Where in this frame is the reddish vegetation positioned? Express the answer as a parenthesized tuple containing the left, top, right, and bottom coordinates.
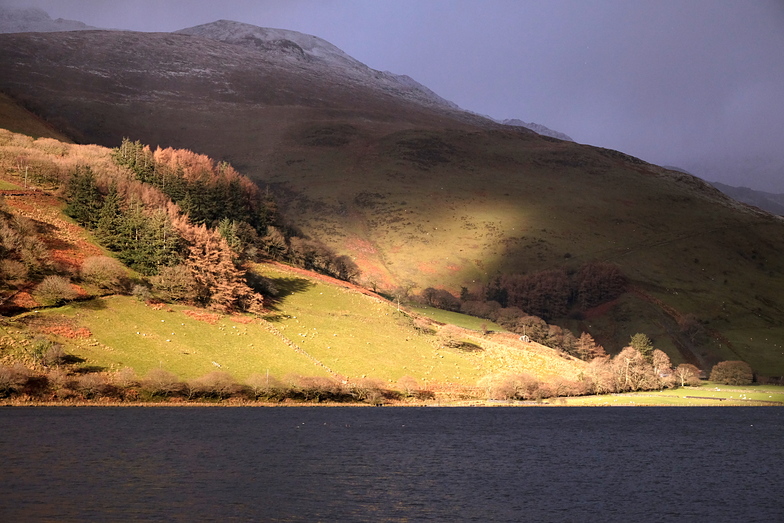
(182, 309, 222, 324)
(3, 191, 103, 271)
(417, 262, 439, 275)
(230, 315, 254, 324)
(41, 324, 91, 339)
(8, 291, 37, 309)
(343, 236, 394, 288)
(146, 301, 172, 311)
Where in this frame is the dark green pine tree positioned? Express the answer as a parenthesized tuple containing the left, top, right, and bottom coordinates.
(143, 208, 183, 270)
(95, 183, 125, 251)
(114, 201, 149, 273)
(64, 166, 102, 229)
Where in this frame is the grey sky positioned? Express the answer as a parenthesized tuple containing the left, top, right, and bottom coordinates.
(3, 0, 784, 191)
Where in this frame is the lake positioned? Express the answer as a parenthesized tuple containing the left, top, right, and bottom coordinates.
(1, 406, 782, 522)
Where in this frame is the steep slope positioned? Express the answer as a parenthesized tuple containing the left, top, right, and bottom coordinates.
(0, 92, 72, 142)
(1, 25, 783, 375)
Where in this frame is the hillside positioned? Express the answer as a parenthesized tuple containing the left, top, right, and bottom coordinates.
(0, 128, 588, 402)
(1, 24, 783, 377)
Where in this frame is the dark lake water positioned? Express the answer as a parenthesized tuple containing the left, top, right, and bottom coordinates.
(1, 406, 782, 522)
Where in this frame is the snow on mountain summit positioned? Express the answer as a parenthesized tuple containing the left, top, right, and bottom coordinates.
(175, 20, 459, 111)
(500, 119, 573, 141)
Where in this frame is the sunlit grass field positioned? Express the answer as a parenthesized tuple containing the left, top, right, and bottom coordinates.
(559, 383, 784, 406)
(28, 264, 582, 387)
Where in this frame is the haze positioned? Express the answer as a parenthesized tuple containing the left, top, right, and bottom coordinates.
(3, 0, 783, 192)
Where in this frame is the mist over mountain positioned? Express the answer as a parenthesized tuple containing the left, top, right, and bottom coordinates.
(0, 5, 96, 33)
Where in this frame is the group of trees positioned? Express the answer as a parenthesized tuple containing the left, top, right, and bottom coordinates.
(481, 263, 627, 321)
(421, 262, 627, 323)
(52, 140, 361, 311)
(414, 262, 628, 360)
(64, 166, 261, 312)
(111, 139, 359, 282)
(483, 343, 706, 401)
(417, 286, 606, 361)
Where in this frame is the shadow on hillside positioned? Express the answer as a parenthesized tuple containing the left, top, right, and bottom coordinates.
(455, 342, 484, 353)
(77, 298, 108, 310)
(263, 277, 315, 311)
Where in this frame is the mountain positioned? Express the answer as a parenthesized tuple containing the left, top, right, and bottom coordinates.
(710, 182, 784, 216)
(1, 21, 783, 376)
(0, 6, 96, 33)
(499, 118, 573, 141)
(175, 20, 461, 112)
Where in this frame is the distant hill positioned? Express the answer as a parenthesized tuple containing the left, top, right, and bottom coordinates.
(499, 118, 573, 141)
(710, 182, 784, 216)
(0, 6, 97, 33)
(1, 20, 784, 377)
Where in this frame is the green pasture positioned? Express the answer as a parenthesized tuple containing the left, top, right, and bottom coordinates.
(29, 264, 571, 387)
(50, 296, 330, 381)
(559, 383, 784, 406)
(264, 128, 784, 376)
(255, 265, 493, 386)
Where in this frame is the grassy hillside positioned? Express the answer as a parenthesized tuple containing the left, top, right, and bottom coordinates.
(1, 26, 783, 376)
(264, 126, 784, 374)
(0, 20, 784, 376)
(0, 128, 583, 391)
(3, 262, 584, 390)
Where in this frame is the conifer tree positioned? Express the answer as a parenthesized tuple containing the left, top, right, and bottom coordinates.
(64, 166, 102, 228)
(95, 183, 124, 251)
(180, 223, 261, 312)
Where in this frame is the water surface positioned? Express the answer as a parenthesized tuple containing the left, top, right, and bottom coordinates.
(1, 407, 782, 521)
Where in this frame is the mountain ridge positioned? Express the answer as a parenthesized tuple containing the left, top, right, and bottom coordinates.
(499, 118, 573, 141)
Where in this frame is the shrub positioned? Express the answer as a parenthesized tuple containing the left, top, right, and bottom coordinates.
(246, 373, 285, 400)
(0, 259, 27, 284)
(33, 275, 78, 306)
(294, 376, 346, 402)
(151, 264, 198, 303)
(0, 364, 30, 397)
(112, 367, 138, 388)
(140, 368, 183, 397)
(131, 284, 152, 301)
(710, 361, 753, 385)
(396, 375, 419, 396)
(437, 324, 464, 349)
(80, 256, 128, 292)
(77, 373, 110, 399)
(186, 371, 240, 400)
